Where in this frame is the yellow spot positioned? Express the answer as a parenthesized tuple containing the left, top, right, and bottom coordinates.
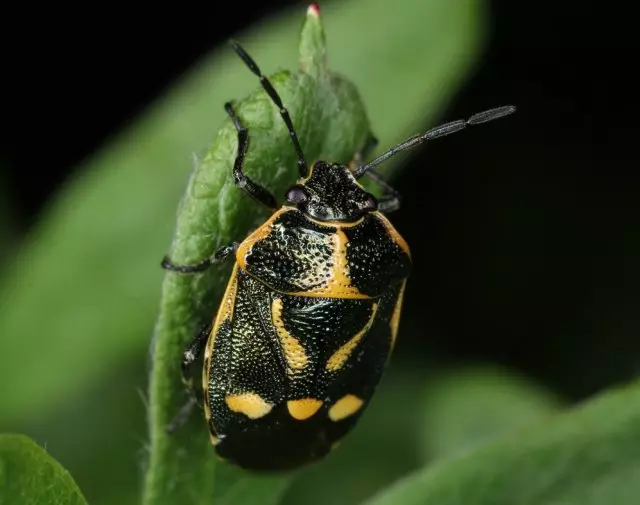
(225, 393, 273, 419)
(326, 303, 378, 371)
(329, 394, 364, 421)
(373, 211, 411, 258)
(272, 298, 308, 375)
(287, 398, 323, 420)
(390, 280, 407, 352)
(293, 229, 370, 299)
(209, 433, 220, 446)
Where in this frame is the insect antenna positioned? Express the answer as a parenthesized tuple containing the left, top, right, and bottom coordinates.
(354, 105, 516, 179)
(229, 39, 309, 178)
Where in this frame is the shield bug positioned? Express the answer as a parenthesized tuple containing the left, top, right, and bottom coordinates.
(161, 37, 516, 471)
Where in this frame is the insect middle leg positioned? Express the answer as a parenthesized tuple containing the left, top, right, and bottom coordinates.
(352, 135, 402, 213)
(366, 170, 401, 213)
(161, 242, 238, 273)
(166, 322, 212, 434)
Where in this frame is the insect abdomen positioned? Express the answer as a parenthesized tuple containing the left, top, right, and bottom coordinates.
(204, 267, 404, 471)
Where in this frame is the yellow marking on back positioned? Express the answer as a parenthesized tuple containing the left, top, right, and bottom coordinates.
(292, 228, 371, 299)
(272, 298, 308, 375)
(225, 392, 273, 419)
(305, 214, 365, 228)
(390, 280, 407, 352)
(287, 398, 323, 420)
(203, 264, 239, 407)
(328, 394, 364, 421)
(236, 207, 291, 270)
(373, 211, 411, 258)
(326, 302, 379, 371)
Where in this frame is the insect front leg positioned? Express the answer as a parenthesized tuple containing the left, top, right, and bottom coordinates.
(161, 242, 238, 273)
(166, 323, 212, 434)
(225, 101, 279, 210)
(351, 134, 402, 213)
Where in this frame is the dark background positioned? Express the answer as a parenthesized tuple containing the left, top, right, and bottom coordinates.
(2, 1, 635, 401)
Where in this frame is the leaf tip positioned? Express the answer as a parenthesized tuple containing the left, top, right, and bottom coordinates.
(307, 3, 320, 17)
(299, 2, 327, 78)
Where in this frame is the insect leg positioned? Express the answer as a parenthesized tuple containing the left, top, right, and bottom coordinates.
(350, 134, 379, 168)
(166, 323, 212, 434)
(161, 242, 238, 273)
(224, 102, 279, 210)
(166, 396, 198, 435)
(351, 134, 402, 213)
(180, 323, 212, 388)
(229, 40, 308, 178)
(366, 169, 402, 213)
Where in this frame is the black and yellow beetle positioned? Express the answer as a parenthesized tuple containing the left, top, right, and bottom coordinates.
(161, 39, 516, 471)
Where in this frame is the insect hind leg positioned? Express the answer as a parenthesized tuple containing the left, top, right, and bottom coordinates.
(166, 323, 212, 434)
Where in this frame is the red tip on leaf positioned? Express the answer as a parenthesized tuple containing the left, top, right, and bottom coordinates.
(308, 3, 320, 16)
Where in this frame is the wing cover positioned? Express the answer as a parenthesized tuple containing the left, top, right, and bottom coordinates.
(206, 268, 404, 470)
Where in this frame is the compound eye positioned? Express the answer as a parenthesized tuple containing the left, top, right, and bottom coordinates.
(285, 185, 309, 203)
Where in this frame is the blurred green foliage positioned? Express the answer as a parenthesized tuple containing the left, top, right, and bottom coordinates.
(1, 0, 638, 504)
(0, 434, 87, 505)
(367, 380, 640, 505)
(0, 172, 15, 266)
(418, 365, 564, 461)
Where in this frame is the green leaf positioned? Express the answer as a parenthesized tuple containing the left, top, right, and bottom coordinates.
(419, 365, 563, 461)
(365, 380, 640, 505)
(0, 433, 88, 505)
